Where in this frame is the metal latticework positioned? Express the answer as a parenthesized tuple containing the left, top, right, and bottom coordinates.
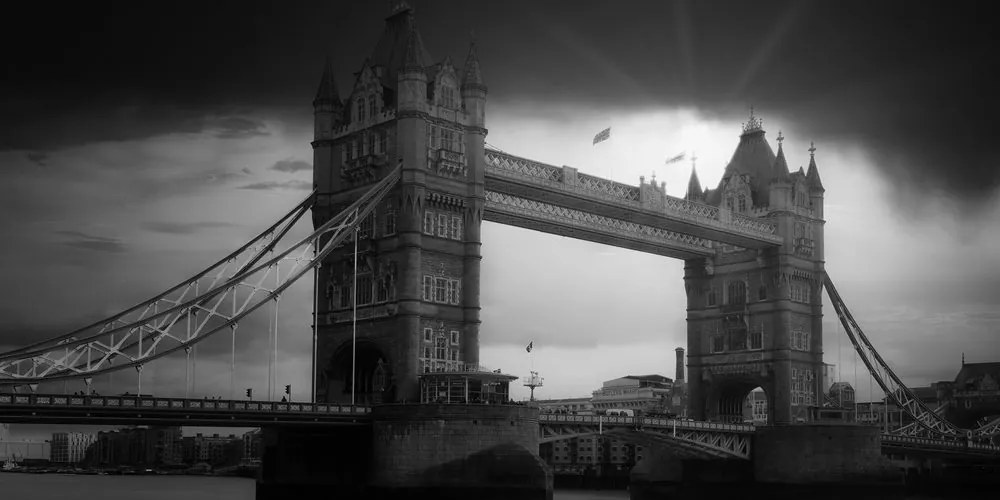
(0, 166, 402, 384)
(538, 414, 754, 459)
(824, 276, 981, 441)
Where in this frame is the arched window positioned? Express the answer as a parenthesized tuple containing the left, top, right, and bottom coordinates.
(368, 95, 376, 118)
(738, 193, 747, 213)
(357, 98, 365, 122)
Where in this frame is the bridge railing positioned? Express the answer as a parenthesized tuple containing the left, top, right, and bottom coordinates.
(881, 433, 1000, 453)
(0, 393, 372, 416)
(537, 414, 755, 434)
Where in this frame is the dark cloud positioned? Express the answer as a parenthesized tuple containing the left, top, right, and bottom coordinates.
(142, 221, 237, 235)
(25, 151, 48, 166)
(209, 116, 269, 139)
(55, 230, 126, 254)
(239, 180, 313, 191)
(1, 0, 997, 212)
(271, 159, 312, 173)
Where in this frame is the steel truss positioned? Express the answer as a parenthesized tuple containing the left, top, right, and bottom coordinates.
(538, 414, 753, 459)
(0, 166, 402, 384)
(825, 276, 995, 442)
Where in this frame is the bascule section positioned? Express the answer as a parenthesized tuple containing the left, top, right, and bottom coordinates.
(311, 4, 488, 404)
(684, 116, 826, 425)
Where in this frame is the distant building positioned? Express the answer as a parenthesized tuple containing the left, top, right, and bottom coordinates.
(1, 424, 50, 462)
(536, 397, 594, 415)
(743, 389, 768, 424)
(591, 374, 674, 415)
(181, 433, 242, 466)
(51, 432, 96, 463)
(242, 429, 262, 464)
(87, 426, 182, 467)
(828, 381, 855, 408)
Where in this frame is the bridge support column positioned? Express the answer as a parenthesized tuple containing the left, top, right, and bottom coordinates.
(369, 403, 552, 500)
(256, 424, 372, 499)
(753, 424, 900, 485)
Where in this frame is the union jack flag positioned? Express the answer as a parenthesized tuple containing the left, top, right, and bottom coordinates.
(592, 127, 611, 145)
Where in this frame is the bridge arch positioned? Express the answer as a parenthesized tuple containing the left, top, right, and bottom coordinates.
(704, 378, 770, 424)
(321, 339, 393, 405)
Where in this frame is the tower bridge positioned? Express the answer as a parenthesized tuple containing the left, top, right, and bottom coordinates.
(2, 3, 999, 498)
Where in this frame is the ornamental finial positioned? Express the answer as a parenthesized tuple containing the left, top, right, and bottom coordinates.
(777, 130, 784, 146)
(808, 141, 816, 158)
(741, 106, 763, 134)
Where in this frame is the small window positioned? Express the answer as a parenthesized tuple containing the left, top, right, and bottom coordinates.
(368, 95, 376, 118)
(758, 285, 767, 301)
(449, 279, 461, 305)
(711, 335, 724, 353)
(707, 289, 717, 306)
(338, 285, 350, 308)
(450, 216, 463, 240)
(384, 208, 397, 236)
(434, 277, 447, 303)
(422, 275, 433, 301)
(423, 328, 432, 342)
(437, 214, 448, 237)
(450, 330, 459, 344)
(357, 99, 365, 122)
(377, 130, 387, 154)
(423, 211, 434, 235)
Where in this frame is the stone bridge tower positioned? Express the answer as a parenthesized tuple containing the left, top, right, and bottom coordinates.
(311, 3, 486, 404)
(683, 114, 826, 425)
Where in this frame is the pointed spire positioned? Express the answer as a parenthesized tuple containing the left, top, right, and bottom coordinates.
(806, 141, 825, 191)
(401, 27, 428, 73)
(462, 39, 485, 90)
(685, 164, 703, 201)
(771, 131, 791, 182)
(313, 57, 340, 107)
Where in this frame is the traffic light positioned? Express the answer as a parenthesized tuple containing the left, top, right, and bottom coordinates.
(284, 384, 291, 395)
(245, 388, 252, 399)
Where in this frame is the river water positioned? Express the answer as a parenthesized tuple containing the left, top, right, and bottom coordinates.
(0, 473, 628, 500)
(0, 473, 989, 500)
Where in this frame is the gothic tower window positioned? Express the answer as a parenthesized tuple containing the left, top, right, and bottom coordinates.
(384, 202, 397, 236)
(726, 280, 746, 306)
(356, 98, 365, 122)
(738, 193, 747, 213)
(368, 95, 376, 118)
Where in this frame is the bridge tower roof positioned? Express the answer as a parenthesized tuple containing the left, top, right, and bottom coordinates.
(370, 1, 432, 88)
(313, 56, 341, 107)
(806, 142, 825, 191)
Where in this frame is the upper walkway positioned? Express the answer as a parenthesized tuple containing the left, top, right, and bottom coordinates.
(483, 149, 784, 258)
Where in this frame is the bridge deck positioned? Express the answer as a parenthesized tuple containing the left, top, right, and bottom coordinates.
(0, 394, 370, 427)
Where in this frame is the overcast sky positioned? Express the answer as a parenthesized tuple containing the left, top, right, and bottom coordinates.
(2, 1, 999, 438)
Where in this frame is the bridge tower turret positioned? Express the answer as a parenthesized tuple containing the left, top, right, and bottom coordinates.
(684, 114, 825, 425)
(312, 3, 487, 405)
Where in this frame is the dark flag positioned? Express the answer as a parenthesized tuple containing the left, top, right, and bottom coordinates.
(526, 341, 533, 352)
(592, 127, 611, 145)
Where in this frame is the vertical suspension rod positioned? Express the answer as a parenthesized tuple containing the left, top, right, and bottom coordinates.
(312, 238, 319, 404)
